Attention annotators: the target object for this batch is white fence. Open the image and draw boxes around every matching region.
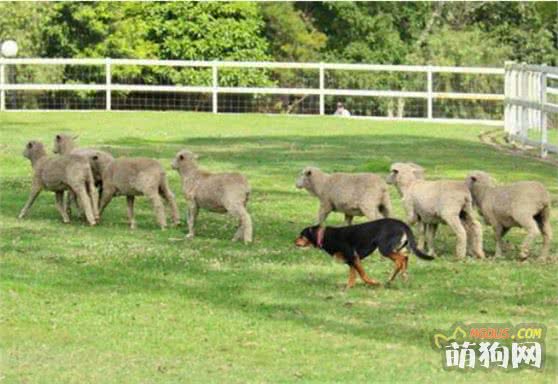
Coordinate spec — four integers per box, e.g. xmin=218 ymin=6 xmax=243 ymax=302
xmin=504 ymin=62 xmax=558 ymax=157
xmin=0 ymin=58 xmax=505 ymax=123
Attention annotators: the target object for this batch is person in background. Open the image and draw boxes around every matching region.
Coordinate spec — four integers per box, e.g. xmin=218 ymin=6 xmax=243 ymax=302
xmin=334 ymin=102 xmax=351 ymax=116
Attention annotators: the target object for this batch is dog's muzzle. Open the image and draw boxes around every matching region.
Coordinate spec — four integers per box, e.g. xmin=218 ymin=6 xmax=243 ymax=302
xmin=294 ymin=236 xmax=311 ymax=247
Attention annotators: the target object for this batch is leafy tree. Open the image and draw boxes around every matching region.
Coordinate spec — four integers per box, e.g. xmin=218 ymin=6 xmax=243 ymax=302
xmin=42 ymin=2 xmax=271 ymax=86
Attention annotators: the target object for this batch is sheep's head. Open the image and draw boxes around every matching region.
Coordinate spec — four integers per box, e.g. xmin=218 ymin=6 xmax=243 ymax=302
xmin=466 ymin=171 xmax=494 ymax=190
xmin=172 ymin=149 xmax=198 ymax=171
xmin=387 ymin=162 xmax=423 ymax=188
xmin=89 ymin=151 xmax=112 ymax=175
xmin=295 ymin=166 xmax=319 ymax=190
xmin=53 ymin=133 xmax=78 ymax=154
xmin=23 ymin=140 xmax=46 ymax=161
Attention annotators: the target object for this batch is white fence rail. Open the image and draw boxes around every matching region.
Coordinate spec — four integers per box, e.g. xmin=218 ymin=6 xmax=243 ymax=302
xmin=504 ymin=62 xmax=558 ymax=157
xmin=0 ymin=58 xmax=505 ymax=122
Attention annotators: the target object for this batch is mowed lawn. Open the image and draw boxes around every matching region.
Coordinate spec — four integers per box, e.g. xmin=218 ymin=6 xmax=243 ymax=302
xmin=1 ymin=112 xmax=557 ymax=383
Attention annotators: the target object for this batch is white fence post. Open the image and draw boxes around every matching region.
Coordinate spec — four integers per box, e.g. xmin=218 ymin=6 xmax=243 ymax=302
xmin=504 ymin=61 xmax=512 ymax=135
xmin=105 ymin=58 xmax=111 ymax=111
xmin=540 ymin=65 xmax=547 ymax=158
xmin=212 ymin=62 xmax=218 ymax=114
xmin=0 ymin=61 xmax=5 ymax=111
xmin=319 ymin=62 xmax=325 ymax=115
xmin=427 ymin=66 xmax=433 ymax=119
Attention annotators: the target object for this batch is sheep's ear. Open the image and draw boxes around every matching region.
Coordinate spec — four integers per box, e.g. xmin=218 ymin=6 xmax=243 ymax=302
xmin=92 ymin=155 xmax=99 ymax=161
xmin=470 ymin=176 xmax=477 ymax=182
xmin=391 ymin=169 xmax=399 ymax=174
xmin=305 ymin=170 xmax=312 ymax=176
xmin=55 ymin=134 xmax=61 ymax=141
xmin=179 ymin=154 xmax=184 ymax=160
xmin=27 ymin=142 xmax=33 ymax=148
xmin=193 ymin=153 xmax=199 ymax=160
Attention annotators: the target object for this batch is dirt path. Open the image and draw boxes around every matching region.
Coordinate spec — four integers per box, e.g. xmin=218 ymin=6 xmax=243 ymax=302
xmin=478 ymin=129 xmax=558 ymax=167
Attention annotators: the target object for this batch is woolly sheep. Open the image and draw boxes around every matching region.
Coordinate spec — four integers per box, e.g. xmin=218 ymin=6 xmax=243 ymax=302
xmin=18 ymin=140 xmax=98 ymax=225
xmin=387 ymin=162 xmax=484 ymax=259
xmin=295 ymin=166 xmax=391 ymax=226
xmin=172 ymin=149 xmax=253 ymax=243
xmin=93 ymin=155 xmax=180 ymax=229
xmin=466 ymin=171 xmax=552 ymax=260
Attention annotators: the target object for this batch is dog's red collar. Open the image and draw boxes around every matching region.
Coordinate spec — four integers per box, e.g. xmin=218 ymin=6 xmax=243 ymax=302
xmin=316 ymin=227 xmax=325 ymax=248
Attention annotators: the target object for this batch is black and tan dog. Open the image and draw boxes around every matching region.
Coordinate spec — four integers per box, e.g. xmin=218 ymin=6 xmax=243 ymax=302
xmin=295 ymin=218 xmax=434 ymax=288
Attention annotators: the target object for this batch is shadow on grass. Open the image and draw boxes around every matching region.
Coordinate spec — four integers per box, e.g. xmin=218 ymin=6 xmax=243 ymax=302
xmin=100 ymin=134 xmax=556 ymax=180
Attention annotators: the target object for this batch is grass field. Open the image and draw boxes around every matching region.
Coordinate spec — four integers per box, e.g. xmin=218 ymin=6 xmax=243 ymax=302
xmin=1 ymin=112 xmax=557 ymax=383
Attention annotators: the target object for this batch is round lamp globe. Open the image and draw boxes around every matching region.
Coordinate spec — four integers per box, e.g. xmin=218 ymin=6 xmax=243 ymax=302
xmin=1 ymin=40 xmax=18 ymax=57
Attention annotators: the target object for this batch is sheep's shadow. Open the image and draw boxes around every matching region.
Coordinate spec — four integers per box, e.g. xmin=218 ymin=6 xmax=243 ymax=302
xmin=100 ymin=134 xmax=557 ymax=188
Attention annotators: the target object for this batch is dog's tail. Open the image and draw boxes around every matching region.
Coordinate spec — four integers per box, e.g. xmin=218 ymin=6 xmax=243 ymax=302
xmin=403 ymin=225 xmax=434 ymax=260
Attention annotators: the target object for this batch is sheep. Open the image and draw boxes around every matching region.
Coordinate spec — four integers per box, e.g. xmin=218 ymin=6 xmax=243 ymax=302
xmin=52 ymin=133 xmax=115 ymax=216
xmin=53 ymin=133 xmax=114 ymax=186
xmin=92 ymin=154 xmax=180 ymax=230
xmin=466 ymin=171 xmax=552 ymax=260
xmin=18 ymin=140 xmax=98 ymax=225
xmin=386 ymin=162 xmax=484 ymax=259
xmin=171 ymin=149 xmax=252 ymax=243
xmin=295 ymin=166 xmax=392 ymax=226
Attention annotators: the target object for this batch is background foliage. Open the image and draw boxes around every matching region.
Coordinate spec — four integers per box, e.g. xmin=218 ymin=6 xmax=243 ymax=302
xmin=0 ymin=1 xmax=556 ymax=116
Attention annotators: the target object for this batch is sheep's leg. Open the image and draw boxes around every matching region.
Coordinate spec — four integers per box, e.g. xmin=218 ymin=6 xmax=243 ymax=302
xmin=63 ymin=191 xmax=71 ymax=217
xmin=86 ymin=172 xmax=99 ymax=221
xmin=98 ymin=185 xmax=116 ymax=217
xmin=18 ymin=182 xmax=42 ymax=219
xmin=444 ymin=215 xmax=467 ymax=259
xmin=317 ymin=202 xmax=332 ymax=225
xmin=73 ymin=185 xmax=96 ymax=226
xmin=493 ymin=224 xmax=506 ymax=258
xmin=229 ymin=204 xmax=253 ymax=243
xmin=516 ymin=215 xmax=541 ymax=261
xmin=160 ymin=178 xmax=180 ymax=226
xmin=417 ymin=222 xmax=427 ymax=250
xmin=147 ymin=192 xmax=167 ymax=230
xmin=55 ymin=191 xmax=70 ymax=223
xmin=426 ymin=223 xmax=438 ymax=256
xmin=537 ymin=207 xmax=552 ymax=260
xmin=186 ymin=202 xmax=199 ymax=239
xmin=126 ymin=196 xmax=136 ymax=229
xmin=462 ymin=215 xmax=485 ymax=259
xmin=344 ymin=214 xmax=353 ymax=226
xmin=67 ymin=190 xmax=82 ymax=218
xmin=379 ymin=191 xmax=392 ymax=218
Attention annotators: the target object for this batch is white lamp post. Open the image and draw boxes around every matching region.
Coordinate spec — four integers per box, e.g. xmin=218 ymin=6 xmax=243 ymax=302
xmin=1 ymin=40 xmax=18 ymax=111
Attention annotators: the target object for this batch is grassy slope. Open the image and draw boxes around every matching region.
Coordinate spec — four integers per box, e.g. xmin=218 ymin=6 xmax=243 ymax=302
xmin=0 ymin=112 xmax=557 ymax=383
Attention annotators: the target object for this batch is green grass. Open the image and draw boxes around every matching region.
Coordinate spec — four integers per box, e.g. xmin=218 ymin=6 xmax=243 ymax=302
xmin=1 ymin=112 xmax=557 ymax=383
xmin=528 ymin=127 xmax=558 ymax=148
